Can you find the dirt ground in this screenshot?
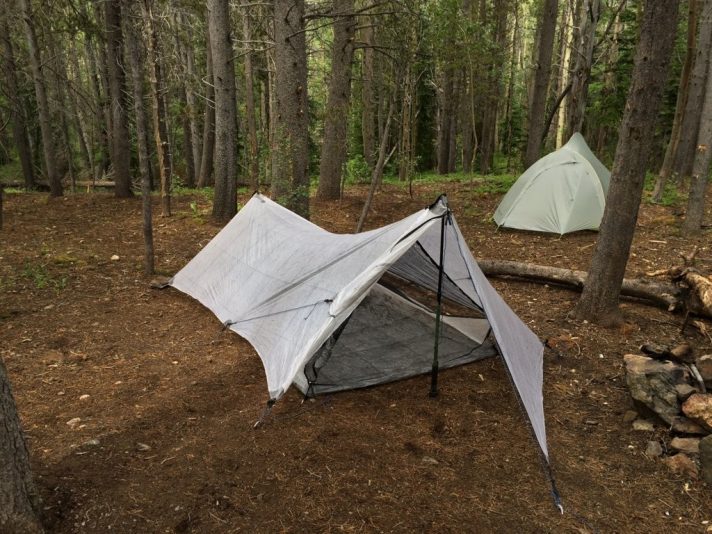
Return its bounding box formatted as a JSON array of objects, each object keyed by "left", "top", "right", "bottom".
[{"left": 1, "top": 181, "right": 711, "bottom": 533}]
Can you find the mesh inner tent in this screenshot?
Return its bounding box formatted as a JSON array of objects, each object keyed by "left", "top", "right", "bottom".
[{"left": 300, "top": 283, "right": 496, "bottom": 396}]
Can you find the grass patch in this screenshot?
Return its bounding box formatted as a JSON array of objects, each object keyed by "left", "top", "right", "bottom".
[{"left": 21, "top": 262, "right": 67, "bottom": 292}]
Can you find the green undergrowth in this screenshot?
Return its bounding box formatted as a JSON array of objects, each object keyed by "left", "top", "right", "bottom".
[
  {"left": 0, "top": 160, "right": 21, "bottom": 185},
  {"left": 643, "top": 172, "right": 684, "bottom": 207},
  {"left": 20, "top": 262, "right": 68, "bottom": 293},
  {"left": 380, "top": 171, "right": 518, "bottom": 195}
]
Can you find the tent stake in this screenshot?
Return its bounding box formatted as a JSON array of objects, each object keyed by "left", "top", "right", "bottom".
[{"left": 430, "top": 208, "right": 448, "bottom": 398}]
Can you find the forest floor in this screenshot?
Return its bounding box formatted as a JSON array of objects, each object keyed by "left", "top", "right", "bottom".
[{"left": 1, "top": 180, "right": 712, "bottom": 533}]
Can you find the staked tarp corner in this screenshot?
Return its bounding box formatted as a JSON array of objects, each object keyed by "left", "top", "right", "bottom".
[
  {"left": 494, "top": 133, "right": 610, "bottom": 234},
  {"left": 170, "top": 193, "right": 550, "bottom": 463}
]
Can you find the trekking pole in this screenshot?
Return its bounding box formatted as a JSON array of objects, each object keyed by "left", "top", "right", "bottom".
[{"left": 430, "top": 206, "right": 448, "bottom": 398}]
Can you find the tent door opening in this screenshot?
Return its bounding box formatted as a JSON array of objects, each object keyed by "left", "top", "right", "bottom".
[{"left": 301, "top": 280, "right": 496, "bottom": 397}]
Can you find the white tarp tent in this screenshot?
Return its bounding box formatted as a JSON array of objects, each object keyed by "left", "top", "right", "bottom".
[
  {"left": 170, "top": 194, "right": 549, "bottom": 461},
  {"left": 494, "top": 133, "right": 610, "bottom": 234}
]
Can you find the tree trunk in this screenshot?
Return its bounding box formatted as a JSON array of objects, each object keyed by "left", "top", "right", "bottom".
[
  {"left": 198, "top": 31, "right": 215, "bottom": 188},
  {"left": 573, "top": 0, "right": 681, "bottom": 326},
  {"left": 124, "top": 2, "right": 155, "bottom": 274},
  {"left": 672, "top": 0, "right": 712, "bottom": 181},
  {"left": 48, "top": 29, "right": 76, "bottom": 191},
  {"left": 67, "top": 40, "right": 95, "bottom": 179},
  {"left": 181, "top": 96, "right": 196, "bottom": 188},
  {"left": 480, "top": 1, "right": 508, "bottom": 174},
  {"left": 0, "top": 358, "right": 43, "bottom": 533},
  {"left": 317, "top": 0, "right": 357, "bottom": 200},
  {"left": 19, "top": 0, "right": 62, "bottom": 197},
  {"left": 478, "top": 259, "right": 689, "bottom": 312},
  {"left": 0, "top": 11, "right": 35, "bottom": 189},
  {"left": 565, "top": 0, "right": 601, "bottom": 140},
  {"left": 272, "top": 0, "right": 310, "bottom": 219},
  {"left": 461, "top": 67, "right": 474, "bottom": 174},
  {"left": 105, "top": 0, "right": 132, "bottom": 197},
  {"left": 437, "top": 70, "right": 454, "bottom": 174},
  {"left": 143, "top": 0, "right": 172, "bottom": 216},
  {"left": 398, "top": 67, "right": 417, "bottom": 183},
  {"left": 178, "top": 16, "right": 202, "bottom": 185},
  {"left": 241, "top": 1, "right": 260, "bottom": 190},
  {"left": 84, "top": 31, "right": 109, "bottom": 181},
  {"left": 524, "top": 0, "right": 559, "bottom": 168},
  {"left": 361, "top": 17, "right": 376, "bottom": 170},
  {"left": 653, "top": 0, "right": 699, "bottom": 202},
  {"left": 209, "top": 0, "right": 238, "bottom": 221},
  {"left": 356, "top": 100, "right": 394, "bottom": 233},
  {"left": 683, "top": 34, "right": 712, "bottom": 233}
]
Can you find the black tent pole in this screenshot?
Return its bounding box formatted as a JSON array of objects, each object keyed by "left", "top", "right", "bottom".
[{"left": 429, "top": 209, "right": 448, "bottom": 398}]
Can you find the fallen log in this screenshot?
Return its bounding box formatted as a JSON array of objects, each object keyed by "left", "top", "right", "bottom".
[{"left": 476, "top": 259, "right": 712, "bottom": 319}]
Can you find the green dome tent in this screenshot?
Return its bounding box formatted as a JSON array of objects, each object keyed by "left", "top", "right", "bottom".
[{"left": 494, "top": 133, "right": 610, "bottom": 234}]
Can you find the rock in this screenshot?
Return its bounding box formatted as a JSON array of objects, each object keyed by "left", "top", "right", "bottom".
[
  {"left": 696, "top": 354, "right": 712, "bottom": 385},
  {"left": 79, "top": 394, "right": 90, "bottom": 400},
  {"left": 670, "top": 343, "right": 695, "bottom": 364},
  {"left": 671, "top": 416, "right": 708, "bottom": 435},
  {"left": 675, "top": 383, "right": 698, "bottom": 401},
  {"left": 136, "top": 442, "right": 151, "bottom": 451},
  {"left": 682, "top": 394, "right": 712, "bottom": 431},
  {"left": 645, "top": 441, "right": 663, "bottom": 457},
  {"left": 623, "top": 410, "right": 638, "bottom": 424},
  {"left": 421, "top": 456, "right": 439, "bottom": 465},
  {"left": 111, "top": 254, "right": 120, "bottom": 261},
  {"left": 670, "top": 437, "right": 700, "bottom": 455},
  {"left": 624, "top": 354, "right": 691, "bottom": 424},
  {"left": 663, "top": 453, "right": 698, "bottom": 480},
  {"left": 66, "top": 417, "right": 81, "bottom": 428},
  {"left": 84, "top": 438, "right": 100, "bottom": 447},
  {"left": 150, "top": 276, "right": 172, "bottom": 289},
  {"left": 632, "top": 419, "right": 655, "bottom": 432},
  {"left": 700, "top": 435, "right": 712, "bottom": 485}
]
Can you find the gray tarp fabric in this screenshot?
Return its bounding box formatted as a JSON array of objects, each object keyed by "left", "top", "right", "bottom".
[
  {"left": 494, "top": 133, "right": 610, "bottom": 234},
  {"left": 170, "top": 194, "right": 548, "bottom": 459}
]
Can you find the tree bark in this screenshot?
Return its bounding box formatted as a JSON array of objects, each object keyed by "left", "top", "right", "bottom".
[
  {"left": 0, "top": 10, "right": 35, "bottom": 190},
  {"left": 524, "top": 0, "right": 559, "bottom": 168},
  {"left": 241, "top": 0, "right": 260, "bottom": 190},
  {"left": 672, "top": 0, "right": 712, "bottom": 181},
  {"left": 318, "top": 0, "right": 357, "bottom": 200},
  {"left": 105, "top": 0, "right": 133, "bottom": 197},
  {"left": 361, "top": 17, "right": 376, "bottom": 170},
  {"left": 565, "top": 0, "right": 601, "bottom": 140},
  {"left": 478, "top": 259, "right": 686, "bottom": 312},
  {"left": 19, "top": 0, "right": 62, "bottom": 197},
  {"left": 84, "top": 29, "right": 110, "bottom": 181},
  {"left": 67, "top": 39, "right": 94, "bottom": 179},
  {"left": 272, "top": 0, "right": 310, "bottom": 219},
  {"left": 437, "top": 69, "right": 455, "bottom": 174},
  {"left": 0, "top": 358, "right": 43, "bottom": 533},
  {"left": 573, "top": 0, "right": 681, "bottom": 326},
  {"left": 143, "top": 0, "right": 172, "bottom": 216},
  {"left": 356, "top": 99, "right": 394, "bottom": 233},
  {"left": 683, "top": 32, "right": 712, "bottom": 233},
  {"left": 124, "top": 2, "right": 155, "bottom": 274},
  {"left": 208, "top": 0, "right": 238, "bottom": 221},
  {"left": 653, "top": 0, "right": 699, "bottom": 202},
  {"left": 183, "top": 20, "right": 202, "bottom": 181},
  {"left": 198, "top": 31, "right": 215, "bottom": 188},
  {"left": 479, "top": 1, "right": 508, "bottom": 174}
]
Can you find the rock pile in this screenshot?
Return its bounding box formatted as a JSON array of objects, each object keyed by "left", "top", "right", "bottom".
[{"left": 624, "top": 346, "right": 712, "bottom": 484}]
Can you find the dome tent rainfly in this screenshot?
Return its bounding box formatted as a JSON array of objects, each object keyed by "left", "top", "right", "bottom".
[
  {"left": 494, "top": 133, "right": 610, "bottom": 234},
  {"left": 169, "top": 193, "right": 560, "bottom": 504}
]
